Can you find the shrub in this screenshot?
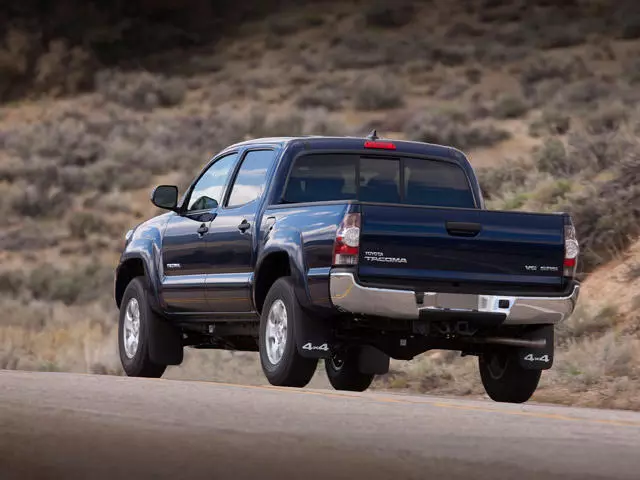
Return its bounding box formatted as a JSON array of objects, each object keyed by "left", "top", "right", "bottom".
[
  {"left": 584, "top": 104, "right": 628, "bottom": 134},
  {"left": 329, "top": 32, "right": 387, "bottom": 69},
  {"left": 528, "top": 178, "right": 573, "bottom": 211},
  {"left": 0, "top": 270, "right": 24, "bottom": 296},
  {"left": 464, "top": 66, "right": 483, "bottom": 84},
  {"left": 556, "top": 78, "right": 612, "bottom": 109},
  {"left": 491, "top": 93, "right": 529, "bottom": 119},
  {"left": 567, "top": 131, "right": 632, "bottom": 174},
  {"left": 296, "top": 86, "right": 343, "bottom": 111},
  {"left": 518, "top": 55, "right": 590, "bottom": 90},
  {"left": 265, "top": 34, "right": 284, "bottom": 50},
  {"left": 330, "top": 31, "right": 428, "bottom": 70},
  {"left": 95, "top": 70, "right": 186, "bottom": 111},
  {"left": 446, "top": 22, "right": 486, "bottom": 38},
  {"left": 567, "top": 152, "right": 640, "bottom": 271},
  {"left": 302, "top": 109, "right": 349, "bottom": 136},
  {"left": 0, "top": 29, "right": 99, "bottom": 101},
  {"left": 8, "top": 182, "right": 68, "bottom": 218},
  {"left": 26, "top": 262, "right": 113, "bottom": 305},
  {"left": 556, "top": 303, "right": 618, "bottom": 342},
  {"left": 432, "top": 44, "right": 475, "bottom": 67},
  {"left": 618, "top": 11, "right": 640, "bottom": 39},
  {"left": 478, "top": 4, "right": 524, "bottom": 23},
  {"left": 354, "top": 74, "right": 404, "bottom": 111},
  {"left": 476, "top": 158, "right": 532, "bottom": 199},
  {"left": 435, "top": 79, "right": 470, "bottom": 100},
  {"left": 404, "top": 110, "right": 511, "bottom": 151},
  {"left": 364, "top": 0, "right": 415, "bottom": 28},
  {"left": 267, "top": 16, "right": 301, "bottom": 36},
  {"left": 68, "top": 211, "right": 105, "bottom": 239},
  {"left": 33, "top": 39, "right": 95, "bottom": 96},
  {"left": 303, "top": 13, "right": 326, "bottom": 27},
  {"left": 529, "top": 109, "right": 571, "bottom": 136},
  {"left": 537, "top": 25, "right": 586, "bottom": 49},
  {"left": 624, "top": 57, "right": 640, "bottom": 84},
  {"left": 0, "top": 103, "right": 270, "bottom": 211},
  {"left": 534, "top": 138, "right": 571, "bottom": 176},
  {"left": 555, "top": 334, "right": 639, "bottom": 389}
]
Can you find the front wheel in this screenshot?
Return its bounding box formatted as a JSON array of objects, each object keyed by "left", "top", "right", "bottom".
[
  {"left": 259, "top": 277, "right": 318, "bottom": 387},
  {"left": 118, "top": 278, "right": 167, "bottom": 378},
  {"left": 325, "top": 348, "right": 375, "bottom": 392},
  {"left": 479, "top": 350, "right": 541, "bottom": 404}
]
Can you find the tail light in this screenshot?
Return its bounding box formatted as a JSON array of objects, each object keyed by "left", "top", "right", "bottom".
[
  {"left": 333, "top": 212, "right": 361, "bottom": 265},
  {"left": 563, "top": 223, "right": 579, "bottom": 277},
  {"left": 364, "top": 140, "right": 396, "bottom": 150}
]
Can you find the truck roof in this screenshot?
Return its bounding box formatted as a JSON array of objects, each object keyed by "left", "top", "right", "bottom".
[{"left": 226, "top": 135, "right": 468, "bottom": 164}]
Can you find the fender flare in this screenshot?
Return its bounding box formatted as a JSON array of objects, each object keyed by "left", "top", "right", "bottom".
[
  {"left": 255, "top": 228, "right": 313, "bottom": 310},
  {"left": 115, "top": 222, "right": 165, "bottom": 313}
]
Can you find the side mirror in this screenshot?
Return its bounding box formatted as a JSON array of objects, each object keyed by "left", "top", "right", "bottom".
[{"left": 151, "top": 185, "right": 179, "bottom": 211}]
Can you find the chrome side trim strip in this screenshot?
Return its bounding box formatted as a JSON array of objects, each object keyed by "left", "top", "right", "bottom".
[
  {"left": 162, "top": 274, "right": 206, "bottom": 287},
  {"left": 207, "top": 272, "right": 253, "bottom": 285}
]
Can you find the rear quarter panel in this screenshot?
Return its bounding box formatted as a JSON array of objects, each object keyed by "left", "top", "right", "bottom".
[{"left": 258, "top": 203, "right": 348, "bottom": 310}]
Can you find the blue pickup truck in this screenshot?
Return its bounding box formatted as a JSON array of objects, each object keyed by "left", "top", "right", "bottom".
[{"left": 115, "top": 132, "right": 580, "bottom": 403}]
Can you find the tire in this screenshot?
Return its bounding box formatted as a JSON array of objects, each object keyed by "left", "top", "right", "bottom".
[
  {"left": 259, "top": 277, "right": 318, "bottom": 387},
  {"left": 325, "top": 348, "right": 375, "bottom": 392},
  {"left": 118, "top": 277, "right": 167, "bottom": 378},
  {"left": 479, "top": 350, "right": 541, "bottom": 404}
]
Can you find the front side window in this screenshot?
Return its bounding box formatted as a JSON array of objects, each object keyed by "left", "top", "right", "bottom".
[
  {"left": 187, "top": 153, "right": 238, "bottom": 212},
  {"left": 226, "top": 150, "right": 277, "bottom": 207}
]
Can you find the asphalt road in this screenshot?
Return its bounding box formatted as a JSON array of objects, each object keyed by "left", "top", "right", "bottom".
[{"left": 1, "top": 371, "right": 640, "bottom": 480}]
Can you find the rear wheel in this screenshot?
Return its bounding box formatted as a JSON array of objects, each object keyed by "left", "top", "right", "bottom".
[
  {"left": 259, "top": 277, "right": 318, "bottom": 387},
  {"left": 479, "top": 350, "right": 541, "bottom": 404},
  {"left": 325, "top": 348, "right": 375, "bottom": 392},
  {"left": 118, "top": 278, "right": 167, "bottom": 378}
]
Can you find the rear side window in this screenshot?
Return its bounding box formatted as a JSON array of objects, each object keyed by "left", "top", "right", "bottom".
[
  {"left": 227, "top": 150, "right": 276, "bottom": 207},
  {"left": 283, "top": 154, "right": 475, "bottom": 208}
]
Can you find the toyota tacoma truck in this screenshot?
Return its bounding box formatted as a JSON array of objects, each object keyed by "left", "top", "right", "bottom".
[{"left": 114, "top": 132, "right": 580, "bottom": 403}]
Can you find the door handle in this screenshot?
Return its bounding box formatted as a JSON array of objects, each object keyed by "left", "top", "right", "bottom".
[
  {"left": 238, "top": 219, "right": 251, "bottom": 233},
  {"left": 445, "top": 221, "right": 481, "bottom": 237},
  {"left": 197, "top": 223, "right": 209, "bottom": 236}
]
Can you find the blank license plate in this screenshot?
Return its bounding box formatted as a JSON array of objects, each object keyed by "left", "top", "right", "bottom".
[{"left": 435, "top": 293, "right": 478, "bottom": 311}]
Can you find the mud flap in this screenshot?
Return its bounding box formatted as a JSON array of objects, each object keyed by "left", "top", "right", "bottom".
[
  {"left": 358, "top": 346, "right": 390, "bottom": 375},
  {"left": 295, "top": 313, "right": 334, "bottom": 359},
  {"left": 517, "top": 325, "right": 554, "bottom": 370},
  {"left": 148, "top": 315, "right": 184, "bottom": 366}
]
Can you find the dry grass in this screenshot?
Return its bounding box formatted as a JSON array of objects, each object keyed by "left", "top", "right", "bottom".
[
  {"left": 1, "top": 0, "right": 640, "bottom": 410},
  {"left": 0, "top": 299, "right": 120, "bottom": 374}
]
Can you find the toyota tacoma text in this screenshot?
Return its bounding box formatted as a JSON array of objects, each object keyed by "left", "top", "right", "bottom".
[{"left": 114, "top": 132, "right": 580, "bottom": 403}]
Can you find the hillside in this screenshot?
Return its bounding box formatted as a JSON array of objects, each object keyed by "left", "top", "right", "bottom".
[{"left": 1, "top": 0, "right": 639, "bottom": 408}]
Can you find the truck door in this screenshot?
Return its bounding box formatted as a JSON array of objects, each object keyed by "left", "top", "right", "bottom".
[
  {"left": 160, "top": 152, "right": 239, "bottom": 313},
  {"left": 203, "top": 149, "right": 277, "bottom": 313}
]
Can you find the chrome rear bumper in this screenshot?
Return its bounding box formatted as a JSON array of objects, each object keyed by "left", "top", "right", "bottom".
[{"left": 329, "top": 272, "right": 579, "bottom": 325}]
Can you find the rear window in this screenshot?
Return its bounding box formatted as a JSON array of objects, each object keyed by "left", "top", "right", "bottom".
[{"left": 283, "top": 154, "right": 475, "bottom": 208}]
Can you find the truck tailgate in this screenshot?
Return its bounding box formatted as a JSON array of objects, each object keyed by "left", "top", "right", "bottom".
[{"left": 358, "top": 204, "right": 566, "bottom": 293}]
